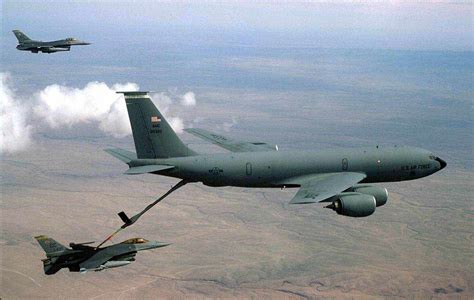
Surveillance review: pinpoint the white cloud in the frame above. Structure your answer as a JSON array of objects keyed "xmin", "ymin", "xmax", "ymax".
[
  {"xmin": 150, "ymin": 92, "xmax": 173, "ymax": 115},
  {"xmin": 168, "ymin": 117, "xmax": 184, "ymax": 134},
  {"xmin": 33, "ymin": 81, "xmax": 139, "ymax": 137},
  {"xmin": 222, "ymin": 117, "xmax": 238, "ymax": 132},
  {"xmin": 98, "ymin": 96, "xmax": 132, "ymax": 138},
  {"xmin": 0, "ymin": 73, "xmax": 32, "ymax": 154},
  {"xmin": 151, "ymin": 91, "xmax": 197, "ymax": 133},
  {"xmin": 181, "ymin": 92, "xmax": 196, "ymax": 106},
  {"xmin": 0, "ymin": 74, "xmax": 198, "ymax": 153}
]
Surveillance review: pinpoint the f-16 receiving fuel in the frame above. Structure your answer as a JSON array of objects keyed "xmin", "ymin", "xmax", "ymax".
[
  {"xmin": 35, "ymin": 235, "xmax": 169, "ymax": 275},
  {"xmin": 106, "ymin": 91, "xmax": 446, "ymax": 222},
  {"xmin": 12, "ymin": 30, "xmax": 90, "ymax": 53}
]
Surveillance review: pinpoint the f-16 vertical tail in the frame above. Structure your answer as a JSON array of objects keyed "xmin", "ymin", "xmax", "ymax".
[
  {"xmin": 118, "ymin": 91, "xmax": 196, "ymax": 159},
  {"xmin": 35, "ymin": 235, "xmax": 67, "ymax": 256},
  {"xmin": 12, "ymin": 30, "xmax": 32, "ymax": 43},
  {"xmin": 35, "ymin": 235, "xmax": 67, "ymax": 275}
]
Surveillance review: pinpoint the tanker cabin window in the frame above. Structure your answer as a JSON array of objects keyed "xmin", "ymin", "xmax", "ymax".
[
  {"xmin": 342, "ymin": 158, "xmax": 348, "ymax": 171},
  {"xmin": 246, "ymin": 163, "xmax": 252, "ymax": 176}
]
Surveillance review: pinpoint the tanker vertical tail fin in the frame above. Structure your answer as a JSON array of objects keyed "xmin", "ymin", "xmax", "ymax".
[{"xmin": 117, "ymin": 91, "xmax": 196, "ymax": 159}]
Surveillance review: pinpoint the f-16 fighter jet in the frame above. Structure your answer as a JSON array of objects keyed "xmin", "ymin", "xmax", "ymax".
[
  {"xmin": 106, "ymin": 91, "xmax": 446, "ymax": 222},
  {"xmin": 35, "ymin": 235, "xmax": 169, "ymax": 274},
  {"xmin": 13, "ymin": 30, "xmax": 90, "ymax": 53}
]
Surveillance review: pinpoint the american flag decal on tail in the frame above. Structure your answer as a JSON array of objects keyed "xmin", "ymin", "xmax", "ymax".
[{"xmin": 151, "ymin": 116, "xmax": 161, "ymax": 129}]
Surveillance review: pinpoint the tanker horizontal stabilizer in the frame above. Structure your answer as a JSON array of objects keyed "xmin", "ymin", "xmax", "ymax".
[
  {"xmin": 104, "ymin": 148, "xmax": 137, "ymax": 163},
  {"xmin": 124, "ymin": 165, "xmax": 174, "ymax": 175}
]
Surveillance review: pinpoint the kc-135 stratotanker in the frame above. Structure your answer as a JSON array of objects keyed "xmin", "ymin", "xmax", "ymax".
[{"xmin": 105, "ymin": 91, "xmax": 446, "ymax": 225}]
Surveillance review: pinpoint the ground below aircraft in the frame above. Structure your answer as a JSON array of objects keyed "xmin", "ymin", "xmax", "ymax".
[
  {"xmin": 105, "ymin": 91, "xmax": 446, "ymax": 225},
  {"xmin": 12, "ymin": 30, "xmax": 90, "ymax": 53},
  {"xmin": 34, "ymin": 235, "xmax": 169, "ymax": 275}
]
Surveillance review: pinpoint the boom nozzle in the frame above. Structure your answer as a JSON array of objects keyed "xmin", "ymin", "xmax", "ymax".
[{"xmin": 118, "ymin": 211, "xmax": 133, "ymax": 227}]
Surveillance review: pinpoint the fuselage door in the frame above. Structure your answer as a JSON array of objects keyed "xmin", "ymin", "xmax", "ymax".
[
  {"xmin": 244, "ymin": 161, "xmax": 272, "ymax": 185},
  {"xmin": 342, "ymin": 158, "xmax": 348, "ymax": 171},
  {"xmin": 246, "ymin": 162, "xmax": 252, "ymax": 176}
]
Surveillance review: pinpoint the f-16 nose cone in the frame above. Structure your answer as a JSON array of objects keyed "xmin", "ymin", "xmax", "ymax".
[
  {"xmin": 156, "ymin": 242, "xmax": 171, "ymax": 248},
  {"xmin": 435, "ymin": 157, "xmax": 447, "ymax": 170},
  {"xmin": 72, "ymin": 41, "xmax": 90, "ymax": 45},
  {"xmin": 149, "ymin": 241, "xmax": 171, "ymax": 248}
]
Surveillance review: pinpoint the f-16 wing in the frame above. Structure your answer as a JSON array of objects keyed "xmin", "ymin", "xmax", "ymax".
[
  {"xmin": 185, "ymin": 128, "xmax": 277, "ymax": 152},
  {"xmin": 79, "ymin": 248, "xmax": 131, "ymax": 271},
  {"xmin": 281, "ymin": 172, "xmax": 367, "ymax": 204}
]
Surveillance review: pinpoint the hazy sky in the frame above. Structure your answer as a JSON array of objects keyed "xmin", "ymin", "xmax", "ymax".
[
  {"xmin": 1, "ymin": 0, "xmax": 472, "ymax": 165},
  {"xmin": 1, "ymin": 1, "xmax": 472, "ymax": 51}
]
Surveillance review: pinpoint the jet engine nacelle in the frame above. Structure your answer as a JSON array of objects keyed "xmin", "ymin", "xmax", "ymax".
[
  {"xmin": 326, "ymin": 192, "xmax": 376, "ymax": 217},
  {"xmin": 345, "ymin": 184, "xmax": 388, "ymax": 207}
]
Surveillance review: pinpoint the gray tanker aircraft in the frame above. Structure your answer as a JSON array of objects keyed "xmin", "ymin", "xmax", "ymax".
[
  {"xmin": 13, "ymin": 30, "xmax": 90, "ymax": 53},
  {"xmin": 35, "ymin": 235, "xmax": 169, "ymax": 275},
  {"xmin": 106, "ymin": 91, "xmax": 446, "ymax": 221}
]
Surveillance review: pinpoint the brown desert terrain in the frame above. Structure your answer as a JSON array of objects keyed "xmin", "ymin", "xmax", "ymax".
[{"xmin": 1, "ymin": 134, "xmax": 472, "ymax": 299}]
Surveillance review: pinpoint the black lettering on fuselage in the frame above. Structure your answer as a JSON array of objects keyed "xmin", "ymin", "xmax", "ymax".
[{"xmin": 418, "ymin": 164, "xmax": 430, "ymax": 169}]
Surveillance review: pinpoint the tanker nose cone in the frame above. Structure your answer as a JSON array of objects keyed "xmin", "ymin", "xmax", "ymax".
[{"xmin": 435, "ymin": 157, "xmax": 447, "ymax": 170}]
